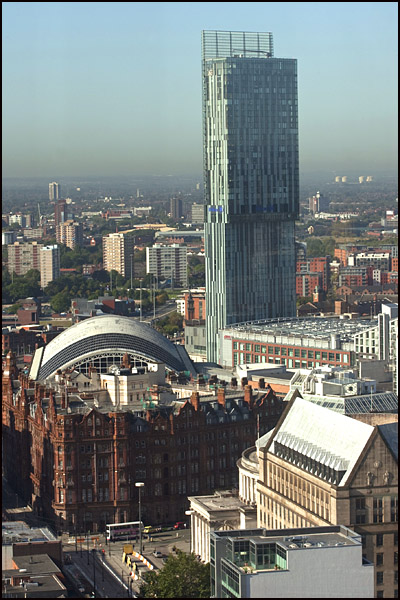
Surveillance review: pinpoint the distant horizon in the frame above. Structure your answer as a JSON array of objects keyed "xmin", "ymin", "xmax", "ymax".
[
  {"xmin": 3, "ymin": 2, "xmax": 398, "ymax": 179},
  {"xmin": 2, "ymin": 167, "xmax": 398, "ymax": 184}
]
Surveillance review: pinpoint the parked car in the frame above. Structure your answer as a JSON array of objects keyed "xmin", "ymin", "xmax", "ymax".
[
  {"xmin": 173, "ymin": 521, "xmax": 186, "ymax": 530},
  {"xmin": 153, "ymin": 550, "xmax": 164, "ymax": 558}
]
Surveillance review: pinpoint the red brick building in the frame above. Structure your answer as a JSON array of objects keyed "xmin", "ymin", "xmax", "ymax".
[
  {"xmin": 2, "ymin": 352, "xmax": 283, "ymax": 534},
  {"xmin": 295, "ymin": 257, "xmax": 330, "ymax": 297}
]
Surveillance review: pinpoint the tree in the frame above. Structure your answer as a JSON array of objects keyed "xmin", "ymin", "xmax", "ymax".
[
  {"xmin": 50, "ymin": 291, "xmax": 71, "ymax": 313},
  {"xmin": 137, "ymin": 550, "xmax": 210, "ymax": 598}
]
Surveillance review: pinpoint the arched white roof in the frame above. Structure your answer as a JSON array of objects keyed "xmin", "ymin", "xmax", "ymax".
[{"xmin": 32, "ymin": 315, "xmax": 193, "ymax": 380}]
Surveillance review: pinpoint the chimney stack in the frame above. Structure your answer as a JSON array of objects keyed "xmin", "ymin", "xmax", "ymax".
[
  {"xmin": 191, "ymin": 391, "xmax": 200, "ymax": 411},
  {"xmin": 217, "ymin": 387, "xmax": 225, "ymax": 407},
  {"xmin": 244, "ymin": 385, "xmax": 253, "ymax": 406}
]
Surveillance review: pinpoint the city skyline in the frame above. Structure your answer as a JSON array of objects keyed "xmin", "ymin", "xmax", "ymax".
[{"xmin": 2, "ymin": 2, "xmax": 398, "ymax": 179}]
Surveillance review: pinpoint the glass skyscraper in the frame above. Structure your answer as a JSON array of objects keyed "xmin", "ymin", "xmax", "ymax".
[{"xmin": 202, "ymin": 31, "xmax": 299, "ymax": 363}]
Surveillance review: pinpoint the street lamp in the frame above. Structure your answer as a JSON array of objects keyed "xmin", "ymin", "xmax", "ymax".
[
  {"xmin": 185, "ymin": 510, "xmax": 194, "ymax": 554},
  {"xmin": 91, "ymin": 549, "xmax": 96, "ymax": 598},
  {"xmin": 135, "ymin": 482, "xmax": 144, "ymax": 555}
]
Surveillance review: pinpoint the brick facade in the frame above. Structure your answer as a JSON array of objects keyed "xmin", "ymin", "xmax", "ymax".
[{"xmin": 2, "ymin": 353, "xmax": 283, "ymax": 535}]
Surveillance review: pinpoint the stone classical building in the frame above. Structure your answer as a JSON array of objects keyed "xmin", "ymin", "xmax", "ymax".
[
  {"xmin": 257, "ymin": 397, "xmax": 398, "ymax": 598},
  {"xmin": 189, "ymin": 392, "xmax": 397, "ymax": 597}
]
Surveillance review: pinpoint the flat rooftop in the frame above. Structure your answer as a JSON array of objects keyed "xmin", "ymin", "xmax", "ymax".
[
  {"xmin": 189, "ymin": 490, "xmax": 244, "ymax": 514},
  {"xmin": 213, "ymin": 525, "xmax": 361, "ymax": 550},
  {"xmin": 2, "ymin": 521, "xmax": 57, "ymax": 545},
  {"xmin": 223, "ymin": 316, "xmax": 378, "ymax": 343}
]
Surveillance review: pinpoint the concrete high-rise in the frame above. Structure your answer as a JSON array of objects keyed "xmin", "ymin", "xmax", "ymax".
[
  {"xmin": 40, "ymin": 244, "xmax": 60, "ymax": 288},
  {"xmin": 102, "ymin": 232, "xmax": 134, "ymax": 278},
  {"xmin": 56, "ymin": 220, "xmax": 83, "ymax": 250},
  {"xmin": 7, "ymin": 241, "xmax": 43, "ymax": 276},
  {"xmin": 54, "ymin": 199, "xmax": 74, "ymax": 228},
  {"xmin": 49, "ymin": 182, "xmax": 60, "ymax": 201},
  {"xmin": 202, "ymin": 31, "xmax": 299, "ymax": 363},
  {"xmin": 146, "ymin": 244, "xmax": 188, "ymax": 288}
]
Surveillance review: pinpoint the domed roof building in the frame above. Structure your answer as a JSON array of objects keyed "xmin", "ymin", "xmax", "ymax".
[{"xmin": 29, "ymin": 315, "xmax": 194, "ymax": 380}]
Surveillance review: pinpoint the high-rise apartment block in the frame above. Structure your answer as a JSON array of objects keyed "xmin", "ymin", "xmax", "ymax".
[
  {"xmin": 170, "ymin": 197, "xmax": 183, "ymax": 220},
  {"xmin": 202, "ymin": 31, "xmax": 299, "ymax": 362},
  {"xmin": 146, "ymin": 244, "xmax": 188, "ymax": 288},
  {"xmin": 56, "ymin": 220, "xmax": 83, "ymax": 250},
  {"xmin": 309, "ymin": 191, "xmax": 330, "ymax": 214},
  {"xmin": 102, "ymin": 232, "xmax": 134, "ymax": 277},
  {"xmin": 40, "ymin": 245, "xmax": 60, "ymax": 288},
  {"xmin": 54, "ymin": 199, "xmax": 74, "ymax": 228},
  {"xmin": 49, "ymin": 182, "xmax": 60, "ymax": 201},
  {"xmin": 7, "ymin": 241, "xmax": 43, "ymax": 276}
]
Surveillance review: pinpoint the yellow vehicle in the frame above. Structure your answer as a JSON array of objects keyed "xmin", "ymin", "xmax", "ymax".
[
  {"xmin": 144, "ymin": 525, "xmax": 161, "ymax": 534},
  {"xmin": 143, "ymin": 526, "xmax": 152, "ymax": 534}
]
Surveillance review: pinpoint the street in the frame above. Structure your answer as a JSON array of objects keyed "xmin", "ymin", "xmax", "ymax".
[{"xmin": 61, "ymin": 528, "xmax": 191, "ymax": 598}]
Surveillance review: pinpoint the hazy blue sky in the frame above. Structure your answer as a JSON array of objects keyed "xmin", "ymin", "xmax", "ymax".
[{"xmin": 2, "ymin": 2, "xmax": 398, "ymax": 179}]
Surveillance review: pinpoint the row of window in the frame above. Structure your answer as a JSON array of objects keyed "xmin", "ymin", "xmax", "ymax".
[
  {"xmin": 355, "ymin": 496, "xmax": 398, "ymax": 524},
  {"xmin": 233, "ymin": 341, "xmax": 346, "ymax": 359}
]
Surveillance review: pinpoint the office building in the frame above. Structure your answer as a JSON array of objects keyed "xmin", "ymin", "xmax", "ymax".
[
  {"xmin": 2, "ymin": 230, "xmax": 16, "ymax": 246},
  {"xmin": 56, "ymin": 220, "xmax": 83, "ymax": 249},
  {"xmin": 202, "ymin": 30, "xmax": 299, "ymax": 362},
  {"xmin": 146, "ymin": 244, "xmax": 188, "ymax": 288},
  {"xmin": 191, "ymin": 203, "xmax": 205, "ymax": 224},
  {"xmin": 102, "ymin": 232, "xmax": 135, "ymax": 278},
  {"xmin": 257, "ymin": 396, "xmax": 398, "ymax": 598},
  {"xmin": 7, "ymin": 241, "xmax": 43, "ymax": 276},
  {"xmin": 40, "ymin": 245, "xmax": 60, "ymax": 288},
  {"xmin": 49, "ymin": 182, "xmax": 59, "ymax": 201},
  {"xmin": 211, "ymin": 526, "xmax": 373, "ymax": 598},
  {"xmin": 219, "ymin": 314, "xmax": 384, "ymax": 370}
]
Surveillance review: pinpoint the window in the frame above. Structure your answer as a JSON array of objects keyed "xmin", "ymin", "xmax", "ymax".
[
  {"xmin": 376, "ymin": 534, "xmax": 384, "ymax": 547},
  {"xmin": 376, "ymin": 553, "xmax": 384, "ymax": 566},
  {"xmin": 356, "ymin": 497, "xmax": 367, "ymax": 524},
  {"xmin": 376, "ymin": 572, "xmax": 384, "ymax": 586},
  {"xmin": 392, "ymin": 497, "xmax": 398, "ymax": 522},
  {"xmin": 374, "ymin": 498, "xmax": 384, "ymax": 523}
]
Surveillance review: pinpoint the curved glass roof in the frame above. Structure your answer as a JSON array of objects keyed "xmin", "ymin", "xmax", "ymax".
[{"xmin": 34, "ymin": 315, "xmax": 191, "ymax": 380}]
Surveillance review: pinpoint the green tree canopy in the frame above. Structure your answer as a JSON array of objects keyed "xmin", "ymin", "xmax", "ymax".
[
  {"xmin": 50, "ymin": 291, "xmax": 71, "ymax": 313},
  {"xmin": 137, "ymin": 550, "xmax": 210, "ymax": 598}
]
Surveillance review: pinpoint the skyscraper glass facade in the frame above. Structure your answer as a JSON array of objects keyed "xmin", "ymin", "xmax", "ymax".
[{"xmin": 202, "ymin": 31, "xmax": 299, "ymax": 363}]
